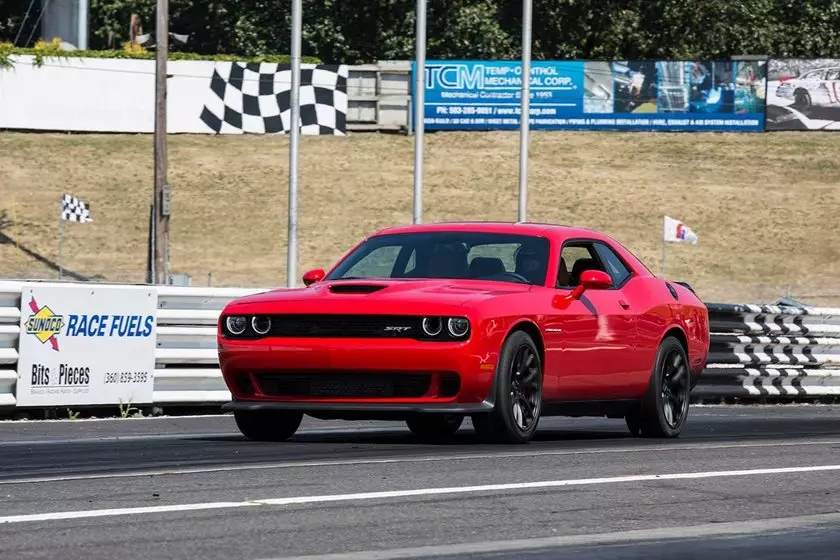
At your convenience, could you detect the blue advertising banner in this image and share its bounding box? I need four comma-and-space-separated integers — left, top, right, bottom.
413, 60, 766, 132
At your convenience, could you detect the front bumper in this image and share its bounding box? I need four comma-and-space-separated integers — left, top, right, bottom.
217, 337, 499, 406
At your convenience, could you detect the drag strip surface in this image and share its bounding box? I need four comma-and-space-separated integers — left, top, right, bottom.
2, 405, 840, 559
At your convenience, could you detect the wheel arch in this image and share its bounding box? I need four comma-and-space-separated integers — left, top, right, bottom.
661, 325, 688, 354
482, 318, 545, 408
504, 319, 545, 370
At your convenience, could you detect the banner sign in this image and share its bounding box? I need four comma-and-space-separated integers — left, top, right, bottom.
765, 59, 840, 131
16, 283, 157, 407
414, 60, 766, 132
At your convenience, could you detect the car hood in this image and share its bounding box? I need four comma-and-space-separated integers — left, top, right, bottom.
224, 279, 531, 315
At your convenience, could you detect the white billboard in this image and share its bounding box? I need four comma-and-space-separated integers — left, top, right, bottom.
16, 283, 157, 407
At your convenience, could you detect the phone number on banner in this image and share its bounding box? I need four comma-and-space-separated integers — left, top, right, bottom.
432, 106, 558, 116
104, 371, 151, 384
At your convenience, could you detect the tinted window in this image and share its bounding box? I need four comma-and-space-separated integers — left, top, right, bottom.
557, 243, 606, 287
594, 243, 632, 287
327, 232, 551, 285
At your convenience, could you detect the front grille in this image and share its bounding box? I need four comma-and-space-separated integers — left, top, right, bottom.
266, 314, 423, 339
258, 372, 431, 398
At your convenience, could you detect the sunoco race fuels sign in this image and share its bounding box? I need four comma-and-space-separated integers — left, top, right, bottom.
16, 284, 157, 407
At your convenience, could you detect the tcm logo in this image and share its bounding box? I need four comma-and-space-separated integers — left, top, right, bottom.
24, 296, 64, 351
426, 64, 485, 90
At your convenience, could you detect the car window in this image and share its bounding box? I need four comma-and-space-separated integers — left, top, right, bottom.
826, 69, 840, 81
341, 245, 403, 278
557, 243, 605, 287
467, 243, 519, 272
327, 231, 551, 285
594, 242, 632, 287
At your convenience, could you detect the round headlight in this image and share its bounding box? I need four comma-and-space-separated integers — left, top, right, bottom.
421, 317, 442, 336
252, 316, 271, 335
226, 316, 247, 335
447, 317, 470, 338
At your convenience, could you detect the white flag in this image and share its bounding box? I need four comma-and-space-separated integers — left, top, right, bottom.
664, 216, 697, 244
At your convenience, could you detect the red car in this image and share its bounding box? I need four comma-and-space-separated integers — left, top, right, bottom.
218, 222, 709, 444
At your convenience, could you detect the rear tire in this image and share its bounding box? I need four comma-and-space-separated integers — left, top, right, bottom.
234, 409, 303, 442
405, 414, 463, 442
627, 336, 690, 438
472, 330, 543, 444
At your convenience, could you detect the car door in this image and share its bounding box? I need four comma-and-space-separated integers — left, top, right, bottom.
545, 240, 640, 401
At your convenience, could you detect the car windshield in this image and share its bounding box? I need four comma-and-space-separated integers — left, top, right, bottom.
326, 231, 551, 285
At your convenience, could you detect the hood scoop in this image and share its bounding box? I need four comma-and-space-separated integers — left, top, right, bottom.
328, 283, 387, 294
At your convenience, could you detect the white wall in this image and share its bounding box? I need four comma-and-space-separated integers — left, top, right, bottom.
0, 56, 349, 135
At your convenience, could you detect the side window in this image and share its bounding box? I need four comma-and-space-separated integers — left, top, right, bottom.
557, 243, 603, 287
341, 245, 402, 278
594, 243, 632, 287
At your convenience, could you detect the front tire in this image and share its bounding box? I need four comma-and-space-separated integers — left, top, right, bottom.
405, 414, 463, 442
234, 409, 303, 442
472, 330, 543, 444
627, 336, 690, 438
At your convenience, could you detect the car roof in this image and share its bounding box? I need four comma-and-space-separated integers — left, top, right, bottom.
370, 221, 609, 240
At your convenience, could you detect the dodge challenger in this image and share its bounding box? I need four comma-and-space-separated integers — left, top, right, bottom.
218, 222, 710, 444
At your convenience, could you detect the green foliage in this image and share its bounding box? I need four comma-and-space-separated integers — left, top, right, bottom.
0, 41, 320, 70
2, 0, 840, 65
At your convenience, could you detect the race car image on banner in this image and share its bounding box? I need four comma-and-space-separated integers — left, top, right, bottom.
766, 59, 840, 130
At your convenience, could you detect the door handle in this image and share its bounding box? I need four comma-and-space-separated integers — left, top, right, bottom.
619, 300, 630, 309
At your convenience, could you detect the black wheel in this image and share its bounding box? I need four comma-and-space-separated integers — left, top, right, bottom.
405, 414, 464, 442
793, 90, 811, 109
472, 330, 543, 444
233, 409, 303, 441
628, 336, 690, 438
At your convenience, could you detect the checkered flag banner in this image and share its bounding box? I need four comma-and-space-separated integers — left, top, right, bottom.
199, 62, 348, 135
61, 194, 93, 223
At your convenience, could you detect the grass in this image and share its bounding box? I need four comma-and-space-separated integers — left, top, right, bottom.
1, 131, 839, 306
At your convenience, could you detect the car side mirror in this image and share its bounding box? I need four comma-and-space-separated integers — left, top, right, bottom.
579, 270, 612, 291
553, 270, 612, 308
302, 268, 325, 286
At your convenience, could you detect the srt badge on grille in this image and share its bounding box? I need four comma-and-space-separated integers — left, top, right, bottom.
384, 326, 412, 332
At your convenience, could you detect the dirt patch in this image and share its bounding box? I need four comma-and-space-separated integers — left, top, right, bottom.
1, 131, 838, 305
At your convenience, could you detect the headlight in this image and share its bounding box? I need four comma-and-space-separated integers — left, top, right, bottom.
447, 317, 470, 338
225, 316, 247, 335
421, 317, 442, 336
252, 315, 271, 335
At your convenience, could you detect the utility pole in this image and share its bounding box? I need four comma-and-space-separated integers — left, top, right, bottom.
153, 0, 170, 284
412, 0, 426, 224
286, 0, 302, 288
518, 0, 533, 223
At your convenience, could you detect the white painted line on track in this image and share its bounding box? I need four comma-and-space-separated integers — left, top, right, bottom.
264, 512, 840, 560
2, 437, 840, 486
2, 464, 840, 524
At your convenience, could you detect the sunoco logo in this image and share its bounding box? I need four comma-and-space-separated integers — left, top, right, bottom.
24, 296, 64, 351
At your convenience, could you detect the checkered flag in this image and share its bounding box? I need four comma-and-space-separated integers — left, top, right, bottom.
61, 194, 93, 223
199, 62, 348, 135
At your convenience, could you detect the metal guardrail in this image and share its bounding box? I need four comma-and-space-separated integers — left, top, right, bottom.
1, 281, 839, 409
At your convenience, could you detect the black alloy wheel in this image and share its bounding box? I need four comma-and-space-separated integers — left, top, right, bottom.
626, 336, 690, 438
473, 330, 543, 444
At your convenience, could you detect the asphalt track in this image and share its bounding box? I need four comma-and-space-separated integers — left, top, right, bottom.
2, 405, 840, 559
